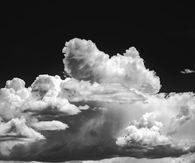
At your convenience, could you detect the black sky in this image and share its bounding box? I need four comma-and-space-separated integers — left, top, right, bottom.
2, 1, 195, 93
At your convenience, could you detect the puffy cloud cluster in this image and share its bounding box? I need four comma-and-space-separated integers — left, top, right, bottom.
63, 38, 161, 94
116, 112, 170, 147
0, 75, 82, 119
0, 38, 195, 162
0, 75, 85, 158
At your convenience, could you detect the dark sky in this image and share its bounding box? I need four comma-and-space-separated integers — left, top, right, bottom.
2, 2, 195, 93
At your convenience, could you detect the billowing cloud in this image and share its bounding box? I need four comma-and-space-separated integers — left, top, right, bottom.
63, 38, 161, 94
116, 112, 171, 147
0, 38, 195, 162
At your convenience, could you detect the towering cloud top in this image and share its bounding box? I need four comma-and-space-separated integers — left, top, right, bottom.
63, 38, 161, 94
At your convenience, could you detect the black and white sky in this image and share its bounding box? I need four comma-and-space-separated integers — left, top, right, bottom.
1, 1, 195, 163
2, 1, 195, 91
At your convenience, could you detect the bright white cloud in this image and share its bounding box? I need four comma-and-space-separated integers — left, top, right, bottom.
0, 117, 45, 157
63, 38, 161, 94
116, 112, 171, 147
0, 38, 195, 162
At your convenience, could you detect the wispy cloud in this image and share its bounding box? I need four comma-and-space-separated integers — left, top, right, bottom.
180, 69, 195, 74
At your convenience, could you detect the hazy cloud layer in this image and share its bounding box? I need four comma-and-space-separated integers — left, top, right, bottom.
72, 153, 195, 163
0, 38, 195, 162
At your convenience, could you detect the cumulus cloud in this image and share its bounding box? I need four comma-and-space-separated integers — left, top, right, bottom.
116, 112, 171, 147
0, 117, 45, 140
63, 38, 161, 94
0, 117, 45, 157
180, 69, 195, 74
0, 75, 88, 160
0, 38, 195, 162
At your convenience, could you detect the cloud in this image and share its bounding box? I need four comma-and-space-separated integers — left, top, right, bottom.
31, 120, 68, 131
60, 78, 147, 103
63, 38, 161, 94
0, 38, 195, 162
0, 117, 45, 157
180, 69, 195, 74
0, 117, 45, 140
116, 112, 171, 147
